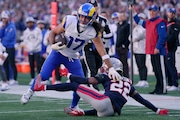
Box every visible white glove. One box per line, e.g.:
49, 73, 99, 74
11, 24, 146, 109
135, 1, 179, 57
51, 42, 66, 50
108, 67, 122, 81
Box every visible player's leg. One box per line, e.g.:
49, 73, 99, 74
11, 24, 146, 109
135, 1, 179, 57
64, 59, 85, 109
47, 82, 79, 91
76, 85, 114, 117
21, 50, 63, 104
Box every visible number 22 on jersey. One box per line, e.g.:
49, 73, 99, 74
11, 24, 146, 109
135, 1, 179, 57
110, 80, 131, 100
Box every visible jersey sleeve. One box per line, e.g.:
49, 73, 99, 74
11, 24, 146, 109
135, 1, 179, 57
62, 15, 77, 31
61, 16, 67, 29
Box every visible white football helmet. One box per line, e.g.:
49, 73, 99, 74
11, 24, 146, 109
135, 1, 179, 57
101, 57, 123, 74
110, 58, 123, 72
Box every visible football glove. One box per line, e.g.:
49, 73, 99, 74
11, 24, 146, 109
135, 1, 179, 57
108, 67, 122, 81
51, 42, 66, 50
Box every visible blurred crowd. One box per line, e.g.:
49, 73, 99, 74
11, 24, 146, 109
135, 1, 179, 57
0, 0, 178, 60
0, 0, 179, 28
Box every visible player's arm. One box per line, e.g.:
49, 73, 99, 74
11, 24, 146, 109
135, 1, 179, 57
48, 24, 65, 45
129, 5, 146, 28
93, 36, 112, 69
71, 74, 107, 84
93, 36, 121, 81
69, 75, 99, 84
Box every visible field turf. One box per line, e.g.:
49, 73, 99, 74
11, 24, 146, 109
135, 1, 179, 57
0, 73, 179, 120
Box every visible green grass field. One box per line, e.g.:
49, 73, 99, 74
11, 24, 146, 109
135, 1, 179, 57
0, 73, 180, 120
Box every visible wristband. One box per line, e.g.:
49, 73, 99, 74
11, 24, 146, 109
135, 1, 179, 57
102, 54, 110, 60
67, 73, 72, 79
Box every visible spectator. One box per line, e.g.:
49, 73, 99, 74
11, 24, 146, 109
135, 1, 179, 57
22, 17, 42, 85
37, 20, 48, 67
0, 10, 18, 85
132, 4, 167, 94
0, 41, 10, 91
132, 13, 148, 88
166, 8, 180, 91
115, 12, 130, 78
109, 12, 119, 58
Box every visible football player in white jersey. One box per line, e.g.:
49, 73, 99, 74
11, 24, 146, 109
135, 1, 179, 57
21, 3, 121, 110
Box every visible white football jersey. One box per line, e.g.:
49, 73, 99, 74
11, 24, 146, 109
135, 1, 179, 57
59, 15, 98, 58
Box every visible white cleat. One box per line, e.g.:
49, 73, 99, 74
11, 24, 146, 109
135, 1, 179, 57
134, 81, 142, 87
167, 86, 179, 91
9, 80, 18, 85
1, 83, 10, 91
21, 89, 34, 105
135, 81, 149, 88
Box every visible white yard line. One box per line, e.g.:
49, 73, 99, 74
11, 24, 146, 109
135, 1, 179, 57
0, 109, 63, 114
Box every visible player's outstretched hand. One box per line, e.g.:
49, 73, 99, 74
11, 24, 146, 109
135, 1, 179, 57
59, 64, 69, 77
51, 42, 66, 50
108, 67, 122, 81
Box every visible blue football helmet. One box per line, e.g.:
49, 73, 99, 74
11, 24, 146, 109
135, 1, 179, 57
78, 3, 96, 30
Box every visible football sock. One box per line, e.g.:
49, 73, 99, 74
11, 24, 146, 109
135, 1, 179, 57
46, 83, 78, 91
84, 109, 97, 116
71, 92, 80, 108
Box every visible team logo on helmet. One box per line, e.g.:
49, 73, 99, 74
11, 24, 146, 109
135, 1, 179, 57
78, 3, 96, 18
77, 3, 96, 30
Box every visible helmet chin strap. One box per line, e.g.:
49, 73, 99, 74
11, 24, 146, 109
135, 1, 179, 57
79, 23, 87, 32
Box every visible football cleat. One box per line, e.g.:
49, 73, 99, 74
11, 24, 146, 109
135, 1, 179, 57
34, 84, 45, 91
70, 110, 84, 116
64, 107, 84, 116
21, 74, 42, 104
64, 107, 73, 114
158, 109, 168, 115
21, 88, 33, 105
34, 74, 45, 91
